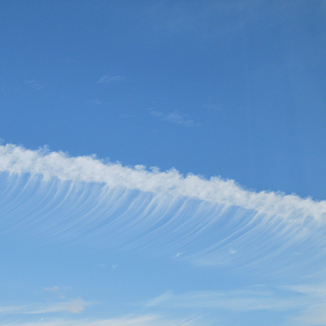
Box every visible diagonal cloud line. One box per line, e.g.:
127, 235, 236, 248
1, 143, 326, 273
0, 144, 325, 221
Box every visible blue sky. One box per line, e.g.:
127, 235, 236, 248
1, 1, 326, 325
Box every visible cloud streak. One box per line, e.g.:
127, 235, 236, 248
0, 144, 325, 218
146, 286, 326, 326
0, 298, 89, 315
0, 315, 199, 326
97, 76, 125, 84
147, 288, 306, 312
0, 143, 326, 275
1, 143, 326, 325
149, 109, 199, 127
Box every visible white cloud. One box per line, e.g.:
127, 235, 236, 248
0, 298, 89, 315
282, 284, 326, 325
0, 144, 325, 222
290, 303, 326, 325
0, 314, 200, 326
145, 286, 326, 326
1, 144, 326, 271
149, 109, 200, 127
146, 289, 305, 312
97, 76, 125, 84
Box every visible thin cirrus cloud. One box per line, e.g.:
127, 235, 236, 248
283, 284, 326, 325
149, 109, 200, 127
146, 287, 326, 326
290, 303, 326, 326
1, 144, 326, 325
146, 288, 309, 312
1, 143, 326, 274
0, 315, 200, 326
0, 298, 89, 315
96, 75, 125, 84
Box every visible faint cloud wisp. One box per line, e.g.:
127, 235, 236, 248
44, 286, 66, 299
0, 314, 200, 326
97, 75, 125, 84
149, 109, 199, 127
0, 298, 89, 315
88, 99, 102, 105
25, 80, 43, 90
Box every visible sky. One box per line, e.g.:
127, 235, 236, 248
0, 1, 326, 325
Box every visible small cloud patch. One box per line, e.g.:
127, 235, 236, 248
149, 109, 199, 127
97, 75, 125, 84
25, 80, 43, 90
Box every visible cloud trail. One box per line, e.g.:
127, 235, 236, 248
0, 299, 89, 315
0, 144, 326, 276
0, 315, 199, 326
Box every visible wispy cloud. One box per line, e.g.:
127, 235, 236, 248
1, 144, 325, 219
146, 288, 305, 312
1, 144, 326, 325
96, 75, 125, 84
1, 144, 326, 274
283, 284, 326, 325
290, 303, 326, 326
0, 298, 89, 315
44, 286, 66, 300
88, 99, 102, 105
25, 80, 43, 90
146, 286, 326, 325
149, 109, 200, 127
0, 314, 200, 326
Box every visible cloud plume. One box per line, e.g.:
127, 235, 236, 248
0, 143, 326, 275
1, 143, 326, 325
